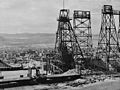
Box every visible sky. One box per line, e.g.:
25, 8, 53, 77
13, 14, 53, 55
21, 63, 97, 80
0, 0, 119, 34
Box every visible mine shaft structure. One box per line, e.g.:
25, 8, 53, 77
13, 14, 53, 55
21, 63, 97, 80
55, 9, 84, 73
97, 5, 120, 71
117, 12, 120, 37
73, 10, 93, 58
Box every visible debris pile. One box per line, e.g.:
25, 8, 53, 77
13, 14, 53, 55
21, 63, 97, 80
65, 75, 112, 87
66, 79, 86, 87
62, 69, 78, 75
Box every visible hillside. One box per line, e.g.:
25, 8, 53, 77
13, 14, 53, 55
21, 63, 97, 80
0, 33, 99, 48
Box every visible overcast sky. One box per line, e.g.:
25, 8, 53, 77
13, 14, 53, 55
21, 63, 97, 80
0, 0, 119, 34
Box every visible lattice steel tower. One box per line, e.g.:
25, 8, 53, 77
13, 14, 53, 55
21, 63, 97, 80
97, 5, 120, 71
73, 10, 93, 58
117, 12, 120, 37
55, 9, 84, 72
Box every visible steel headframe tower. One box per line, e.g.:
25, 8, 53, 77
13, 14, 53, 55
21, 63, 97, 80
55, 9, 84, 73
117, 11, 120, 37
97, 5, 120, 71
73, 10, 93, 58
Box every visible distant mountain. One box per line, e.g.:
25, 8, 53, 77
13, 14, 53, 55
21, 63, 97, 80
0, 33, 99, 48
0, 33, 56, 48
92, 34, 99, 47
0, 36, 6, 41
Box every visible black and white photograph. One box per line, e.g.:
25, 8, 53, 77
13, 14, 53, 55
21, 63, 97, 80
0, 0, 120, 90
